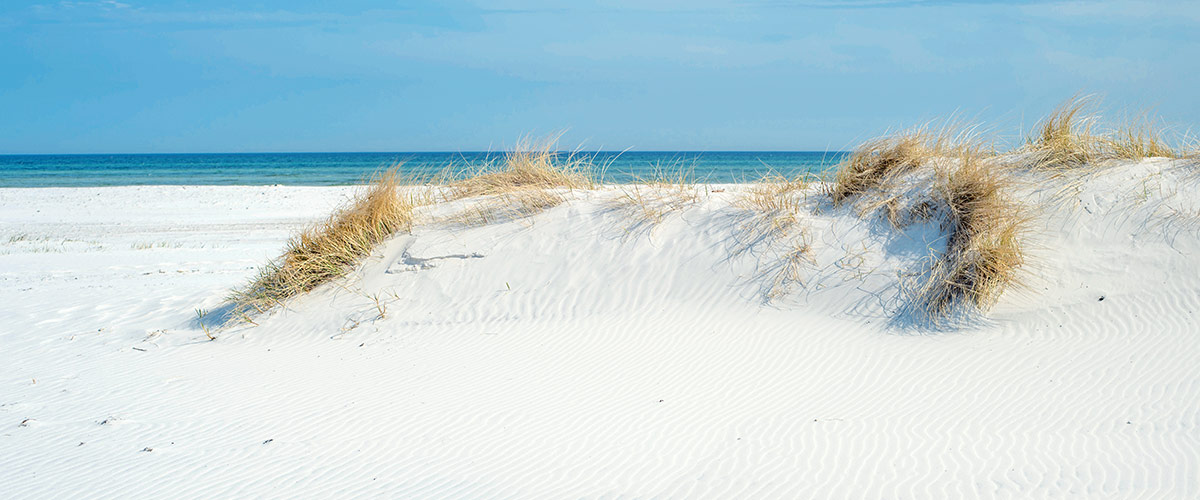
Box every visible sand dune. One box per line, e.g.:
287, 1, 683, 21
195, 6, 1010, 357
1, 160, 1198, 498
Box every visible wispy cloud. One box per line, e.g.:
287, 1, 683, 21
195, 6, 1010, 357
20, 3, 490, 31
58, 0, 131, 9
32, 0, 130, 13
28, 6, 341, 26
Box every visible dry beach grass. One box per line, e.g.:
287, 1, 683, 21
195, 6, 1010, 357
613, 165, 702, 230
229, 169, 416, 317
228, 97, 1193, 325
916, 153, 1027, 319
1024, 95, 1181, 172
230, 138, 594, 317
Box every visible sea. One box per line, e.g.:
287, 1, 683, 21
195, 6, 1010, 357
0, 152, 846, 187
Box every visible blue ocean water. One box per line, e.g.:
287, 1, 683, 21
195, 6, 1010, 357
0, 151, 847, 188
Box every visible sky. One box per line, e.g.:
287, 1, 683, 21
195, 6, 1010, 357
1, 0, 1197, 153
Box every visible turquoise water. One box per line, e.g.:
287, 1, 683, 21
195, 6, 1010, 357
0, 152, 846, 187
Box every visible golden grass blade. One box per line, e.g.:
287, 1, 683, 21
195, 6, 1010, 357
229, 167, 417, 318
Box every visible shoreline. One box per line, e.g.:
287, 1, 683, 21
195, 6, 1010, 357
0, 151, 849, 190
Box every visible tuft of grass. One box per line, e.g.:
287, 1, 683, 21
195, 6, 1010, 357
369, 292, 387, 319
829, 123, 983, 205
737, 174, 814, 237
915, 154, 1027, 319
763, 236, 816, 302
444, 135, 593, 200
1179, 133, 1199, 161
230, 168, 416, 316
830, 132, 930, 205
1025, 97, 1187, 170
1026, 95, 1103, 170
195, 308, 215, 340
740, 174, 812, 213
734, 174, 820, 301
435, 135, 594, 227
1105, 115, 1178, 160
615, 164, 702, 229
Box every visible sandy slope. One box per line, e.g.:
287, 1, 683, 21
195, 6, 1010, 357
1, 162, 1197, 499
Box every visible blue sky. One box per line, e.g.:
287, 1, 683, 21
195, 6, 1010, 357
1, 0, 1197, 153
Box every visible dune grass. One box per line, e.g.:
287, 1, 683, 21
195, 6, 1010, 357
1183, 133, 1200, 160
229, 168, 416, 316
736, 174, 814, 241
222, 98, 1190, 327
614, 165, 702, 230
740, 174, 812, 214
443, 136, 594, 200
434, 136, 595, 227
824, 96, 1185, 319
1105, 116, 1177, 160
914, 154, 1027, 320
764, 237, 816, 301
733, 175, 820, 300
830, 132, 931, 205
229, 138, 592, 320
826, 123, 1027, 319
829, 123, 987, 206
1026, 96, 1180, 170
1026, 96, 1102, 170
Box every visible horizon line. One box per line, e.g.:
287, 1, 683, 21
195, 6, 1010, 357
0, 149, 852, 156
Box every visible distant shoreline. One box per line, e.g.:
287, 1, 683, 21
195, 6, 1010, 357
0, 151, 848, 188
1, 150, 850, 156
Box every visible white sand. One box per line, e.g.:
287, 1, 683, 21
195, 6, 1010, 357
1, 161, 1197, 498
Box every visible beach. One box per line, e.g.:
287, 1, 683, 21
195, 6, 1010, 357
6, 0, 1198, 496
2, 162, 1197, 497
